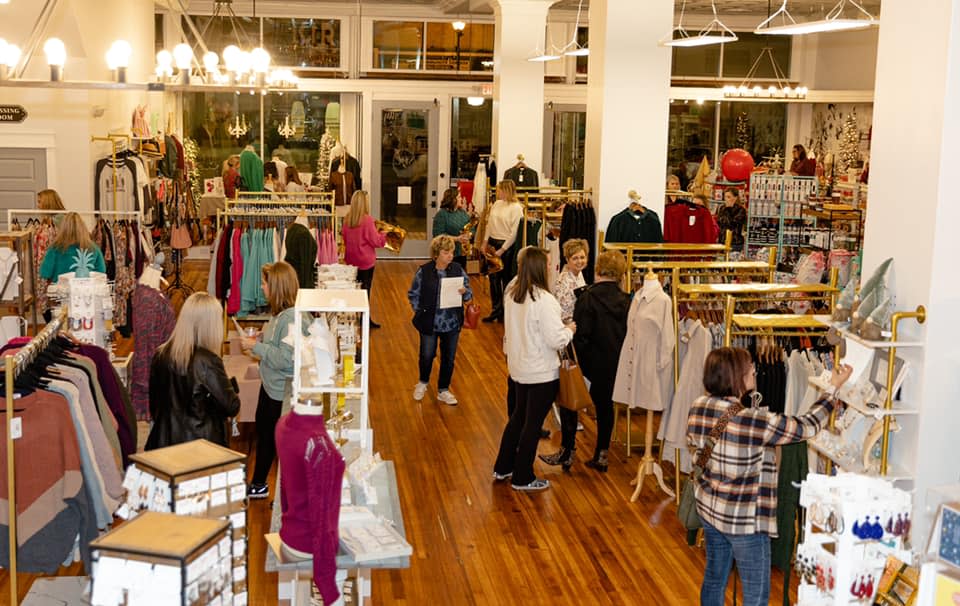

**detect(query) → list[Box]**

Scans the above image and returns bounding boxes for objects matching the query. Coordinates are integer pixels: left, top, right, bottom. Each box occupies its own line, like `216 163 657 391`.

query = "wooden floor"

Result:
7 259 795 604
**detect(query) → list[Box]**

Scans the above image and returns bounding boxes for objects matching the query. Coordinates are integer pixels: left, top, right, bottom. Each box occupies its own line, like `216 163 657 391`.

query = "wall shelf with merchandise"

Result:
746 174 818 271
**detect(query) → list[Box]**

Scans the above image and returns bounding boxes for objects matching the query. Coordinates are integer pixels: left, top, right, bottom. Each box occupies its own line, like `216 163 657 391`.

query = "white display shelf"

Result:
813 316 925 349
298 366 365 395
808 376 919 418
808 435 914 482
296 288 369 313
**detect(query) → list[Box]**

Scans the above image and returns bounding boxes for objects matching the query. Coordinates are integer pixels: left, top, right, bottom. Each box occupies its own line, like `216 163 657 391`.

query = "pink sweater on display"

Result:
277 412 346 605
341 214 386 270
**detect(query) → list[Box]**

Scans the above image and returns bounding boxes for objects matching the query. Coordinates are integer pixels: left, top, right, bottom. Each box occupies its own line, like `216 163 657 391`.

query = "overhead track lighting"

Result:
661 0 738 47
755 0 877 36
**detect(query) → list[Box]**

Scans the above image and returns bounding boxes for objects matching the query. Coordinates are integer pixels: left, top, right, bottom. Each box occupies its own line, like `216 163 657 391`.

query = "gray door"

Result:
0 148 46 229
371 102 439 258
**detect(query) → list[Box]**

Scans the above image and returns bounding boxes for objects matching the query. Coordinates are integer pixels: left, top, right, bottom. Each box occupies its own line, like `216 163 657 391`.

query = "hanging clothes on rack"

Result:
559 200 597 283
605 205 664 243
664 200 719 244
330 152 362 190
472 160 489 212
240 147 264 193
612 279 676 411
132 283 175 421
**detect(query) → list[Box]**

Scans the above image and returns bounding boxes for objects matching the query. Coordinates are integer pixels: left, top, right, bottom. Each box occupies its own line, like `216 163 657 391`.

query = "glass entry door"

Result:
371 101 438 258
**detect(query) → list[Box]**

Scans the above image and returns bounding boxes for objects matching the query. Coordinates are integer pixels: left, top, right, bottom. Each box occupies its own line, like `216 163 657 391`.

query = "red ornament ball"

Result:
721 149 755 182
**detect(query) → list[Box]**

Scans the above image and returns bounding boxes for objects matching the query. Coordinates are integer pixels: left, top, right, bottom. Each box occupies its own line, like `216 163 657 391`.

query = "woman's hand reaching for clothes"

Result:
564 321 577 334
830 363 854 389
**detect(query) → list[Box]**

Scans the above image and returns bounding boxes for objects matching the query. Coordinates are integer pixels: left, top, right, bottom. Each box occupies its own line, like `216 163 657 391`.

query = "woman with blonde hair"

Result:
342 190 387 328
37 189 65 211
146 292 241 450
39 212 106 283
242 261 306 498
223 154 241 199
482 179 522 323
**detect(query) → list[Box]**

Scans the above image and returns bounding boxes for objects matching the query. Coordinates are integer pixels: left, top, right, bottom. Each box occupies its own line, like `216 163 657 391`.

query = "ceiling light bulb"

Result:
466 96 484 106
106 40 132 70
452 21 466 32
767 85 777 95
800 86 809 95
43 38 66 67
156 50 173 69
752 85 762 95
236 50 252 75
172 43 193 70
0 41 19 70
696 97 704 105
783 85 792 95
203 51 219 72
222 45 241 72
250 47 270 73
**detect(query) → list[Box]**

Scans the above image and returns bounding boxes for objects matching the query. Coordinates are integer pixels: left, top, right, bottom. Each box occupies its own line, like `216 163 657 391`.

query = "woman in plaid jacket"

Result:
687 347 852 606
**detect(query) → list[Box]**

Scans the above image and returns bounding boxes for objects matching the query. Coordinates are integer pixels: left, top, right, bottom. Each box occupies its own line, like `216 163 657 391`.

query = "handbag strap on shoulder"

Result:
694 399 744 470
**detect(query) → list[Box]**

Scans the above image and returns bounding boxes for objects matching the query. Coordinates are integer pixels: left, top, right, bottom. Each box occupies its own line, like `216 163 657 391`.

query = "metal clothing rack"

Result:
91 134 132 213
3 308 66 604
519 190 593 247
7 208 144 228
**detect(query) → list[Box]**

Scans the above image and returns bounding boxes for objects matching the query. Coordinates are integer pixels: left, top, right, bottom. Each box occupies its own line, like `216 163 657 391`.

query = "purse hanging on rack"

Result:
169 182 194 251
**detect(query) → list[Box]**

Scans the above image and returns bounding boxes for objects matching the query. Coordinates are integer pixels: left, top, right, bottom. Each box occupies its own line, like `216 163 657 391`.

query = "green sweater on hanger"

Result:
240 149 264 193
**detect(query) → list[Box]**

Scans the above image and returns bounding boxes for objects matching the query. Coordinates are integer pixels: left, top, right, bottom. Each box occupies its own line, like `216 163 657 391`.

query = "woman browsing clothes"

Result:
493 247 575 492
40 212 107 283
714 188 747 248
432 187 472 268
146 292 242 450
408 235 473 406
482 179 523 323
242 262 306 499
688 347 852 606
539 238 589 470
342 190 387 328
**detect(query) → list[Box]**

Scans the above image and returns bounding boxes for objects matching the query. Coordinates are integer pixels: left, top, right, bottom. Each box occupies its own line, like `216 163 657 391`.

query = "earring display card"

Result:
939 504 960 569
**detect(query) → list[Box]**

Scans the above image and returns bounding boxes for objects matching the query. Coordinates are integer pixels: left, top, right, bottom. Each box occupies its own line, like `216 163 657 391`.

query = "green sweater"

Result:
432 209 471 256
240 149 264 193
40 245 106 282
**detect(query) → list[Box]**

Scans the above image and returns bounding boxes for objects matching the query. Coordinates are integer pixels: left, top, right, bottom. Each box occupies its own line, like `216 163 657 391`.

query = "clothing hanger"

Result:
627 190 646 213
515 153 526 168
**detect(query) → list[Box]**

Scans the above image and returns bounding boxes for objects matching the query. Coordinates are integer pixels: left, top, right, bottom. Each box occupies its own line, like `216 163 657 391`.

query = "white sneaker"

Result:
413 382 428 401
437 390 459 406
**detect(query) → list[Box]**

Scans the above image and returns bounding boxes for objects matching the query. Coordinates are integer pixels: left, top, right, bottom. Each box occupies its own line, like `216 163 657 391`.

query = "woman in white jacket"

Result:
493 247 576 491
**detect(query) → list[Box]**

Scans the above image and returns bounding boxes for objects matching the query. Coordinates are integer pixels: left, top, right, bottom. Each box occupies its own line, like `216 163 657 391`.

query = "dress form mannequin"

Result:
280 402 324 561
629 266 675 502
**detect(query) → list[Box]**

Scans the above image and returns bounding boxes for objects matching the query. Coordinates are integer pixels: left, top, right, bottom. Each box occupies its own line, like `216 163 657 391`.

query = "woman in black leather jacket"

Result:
146 292 241 450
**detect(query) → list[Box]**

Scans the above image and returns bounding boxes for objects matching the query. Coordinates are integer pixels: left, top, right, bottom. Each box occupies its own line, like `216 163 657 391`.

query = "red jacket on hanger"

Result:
663 202 720 244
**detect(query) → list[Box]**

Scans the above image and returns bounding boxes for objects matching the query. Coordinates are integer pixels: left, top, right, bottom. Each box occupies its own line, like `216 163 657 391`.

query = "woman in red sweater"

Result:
341 190 387 327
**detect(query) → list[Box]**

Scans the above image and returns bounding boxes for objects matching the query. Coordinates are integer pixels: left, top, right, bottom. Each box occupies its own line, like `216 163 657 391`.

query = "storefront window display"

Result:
372 21 494 72
182 92 342 183
550 109 586 189
263 18 341 69
718 101 787 163
450 97 492 182
667 101 717 186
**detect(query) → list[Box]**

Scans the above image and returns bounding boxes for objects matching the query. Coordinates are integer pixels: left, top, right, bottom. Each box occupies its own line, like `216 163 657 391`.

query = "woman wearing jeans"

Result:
687 348 852 605
493 247 575 492
408 235 472 406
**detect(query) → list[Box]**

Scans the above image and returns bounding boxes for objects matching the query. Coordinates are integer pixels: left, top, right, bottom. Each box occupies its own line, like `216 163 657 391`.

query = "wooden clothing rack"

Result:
3 308 66 604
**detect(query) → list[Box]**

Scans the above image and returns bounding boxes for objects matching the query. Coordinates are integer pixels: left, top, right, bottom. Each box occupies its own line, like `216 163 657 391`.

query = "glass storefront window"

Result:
667 101 717 187
551 110 586 189
263 18 341 69
721 32 791 79
672 45 722 78
372 21 493 72
450 98 492 182
575 27 588 76
182 91 342 183
182 15 261 55
718 101 787 161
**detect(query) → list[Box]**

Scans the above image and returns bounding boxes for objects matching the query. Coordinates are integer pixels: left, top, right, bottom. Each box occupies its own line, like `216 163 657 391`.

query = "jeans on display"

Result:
493 379 559 486
700 520 771 606
252 385 283 485
418 329 461 391
592 381 615 456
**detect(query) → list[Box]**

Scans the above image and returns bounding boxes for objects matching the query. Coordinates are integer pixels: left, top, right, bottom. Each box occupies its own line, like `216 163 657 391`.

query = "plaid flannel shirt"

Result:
687 395 835 536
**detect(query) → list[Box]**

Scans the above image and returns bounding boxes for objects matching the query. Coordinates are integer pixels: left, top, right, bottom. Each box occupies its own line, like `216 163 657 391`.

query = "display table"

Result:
22 577 90 605
223 353 260 423
265 461 409 605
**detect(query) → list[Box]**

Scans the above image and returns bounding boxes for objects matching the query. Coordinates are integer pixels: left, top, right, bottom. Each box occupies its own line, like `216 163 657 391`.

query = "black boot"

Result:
538 447 575 471
585 449 609 473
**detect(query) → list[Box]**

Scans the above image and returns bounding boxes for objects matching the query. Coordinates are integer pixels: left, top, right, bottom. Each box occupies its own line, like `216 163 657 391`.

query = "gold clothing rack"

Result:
91 134 132 213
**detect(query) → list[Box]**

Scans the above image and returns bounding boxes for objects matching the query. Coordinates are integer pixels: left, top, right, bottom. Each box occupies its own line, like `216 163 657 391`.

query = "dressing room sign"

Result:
0 105 27 123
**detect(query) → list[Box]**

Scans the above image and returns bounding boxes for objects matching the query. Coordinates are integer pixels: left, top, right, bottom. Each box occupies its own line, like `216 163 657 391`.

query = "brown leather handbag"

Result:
463 302 480 329
557 345 592 411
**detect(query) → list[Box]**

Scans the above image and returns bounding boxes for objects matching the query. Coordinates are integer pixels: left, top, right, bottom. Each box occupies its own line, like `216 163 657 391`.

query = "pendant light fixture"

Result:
562 0 589 57
661 0 737 48
721 46 807 99
755 0 877 36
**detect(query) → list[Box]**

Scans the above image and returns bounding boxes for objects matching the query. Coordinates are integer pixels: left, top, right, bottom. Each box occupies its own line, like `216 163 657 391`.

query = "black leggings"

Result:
251 386 282 485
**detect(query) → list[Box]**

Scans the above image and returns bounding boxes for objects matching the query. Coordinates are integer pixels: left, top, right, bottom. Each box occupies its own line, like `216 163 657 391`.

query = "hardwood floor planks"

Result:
4 258 795 605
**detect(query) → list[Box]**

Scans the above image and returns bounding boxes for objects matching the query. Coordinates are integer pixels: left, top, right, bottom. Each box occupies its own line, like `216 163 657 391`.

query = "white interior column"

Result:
861 0 960 544
491 0 557 180
584 0 673 232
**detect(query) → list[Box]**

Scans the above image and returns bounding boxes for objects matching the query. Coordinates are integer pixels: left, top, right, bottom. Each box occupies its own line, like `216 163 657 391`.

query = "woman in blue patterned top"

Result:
408 235 473 406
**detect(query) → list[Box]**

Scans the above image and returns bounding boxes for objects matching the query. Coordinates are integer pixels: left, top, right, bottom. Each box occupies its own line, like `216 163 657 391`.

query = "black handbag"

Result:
678 400 744 531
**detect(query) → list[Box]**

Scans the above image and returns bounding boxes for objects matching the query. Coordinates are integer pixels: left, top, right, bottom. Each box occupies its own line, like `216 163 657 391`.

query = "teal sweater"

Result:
251 307 311 400
40 245 106 282
432 209 471 256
